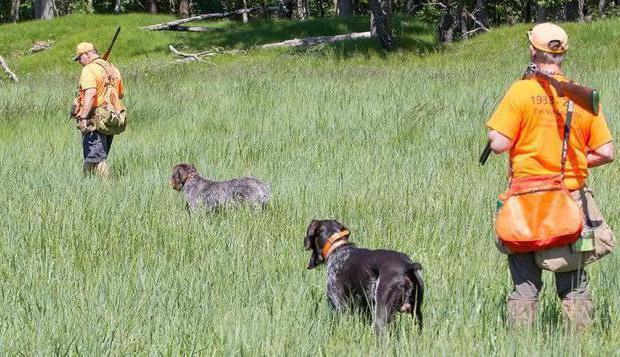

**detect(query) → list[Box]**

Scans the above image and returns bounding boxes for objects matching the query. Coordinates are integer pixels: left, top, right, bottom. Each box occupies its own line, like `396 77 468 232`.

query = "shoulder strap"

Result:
560 100 574 177
92 59 116 83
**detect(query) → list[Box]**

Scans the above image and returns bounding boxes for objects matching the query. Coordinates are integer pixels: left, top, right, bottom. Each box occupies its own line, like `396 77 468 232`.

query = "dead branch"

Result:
0 55 19 82
169 45 243 62
142 6 279 31
164 25 229 32
465 9 490 32
460 27 485 39
31 40 54 53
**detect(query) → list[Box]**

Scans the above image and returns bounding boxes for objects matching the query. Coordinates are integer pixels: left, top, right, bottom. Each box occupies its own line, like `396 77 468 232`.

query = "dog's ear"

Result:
305 220 320 250
170 164 183 191
305 220 322 269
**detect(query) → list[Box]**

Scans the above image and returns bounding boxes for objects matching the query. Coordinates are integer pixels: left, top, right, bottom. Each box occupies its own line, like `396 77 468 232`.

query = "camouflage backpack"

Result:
92 60 127 135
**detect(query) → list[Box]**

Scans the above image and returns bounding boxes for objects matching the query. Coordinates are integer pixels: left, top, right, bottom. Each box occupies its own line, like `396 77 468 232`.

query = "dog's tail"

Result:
406 262 424 331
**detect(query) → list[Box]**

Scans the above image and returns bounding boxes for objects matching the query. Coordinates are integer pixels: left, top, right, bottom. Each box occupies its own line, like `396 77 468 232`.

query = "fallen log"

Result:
0 55 19 82
259 31 371 48
164 25 229 32
169 31 372 61
142 6 279 31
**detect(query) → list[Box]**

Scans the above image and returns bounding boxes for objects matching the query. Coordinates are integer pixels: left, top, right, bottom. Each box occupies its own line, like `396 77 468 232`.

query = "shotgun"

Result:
479 64 600 165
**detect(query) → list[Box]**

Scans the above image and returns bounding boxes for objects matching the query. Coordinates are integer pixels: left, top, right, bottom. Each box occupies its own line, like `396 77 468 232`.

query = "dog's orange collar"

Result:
321 230 350 260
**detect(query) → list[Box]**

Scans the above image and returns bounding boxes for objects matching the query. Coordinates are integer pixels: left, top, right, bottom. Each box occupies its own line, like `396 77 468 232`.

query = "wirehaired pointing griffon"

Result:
170 163 269 212
304 219 424 335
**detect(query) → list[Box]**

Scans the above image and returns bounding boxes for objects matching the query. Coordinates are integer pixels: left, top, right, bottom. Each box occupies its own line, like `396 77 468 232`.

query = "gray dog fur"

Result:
171 163 270 212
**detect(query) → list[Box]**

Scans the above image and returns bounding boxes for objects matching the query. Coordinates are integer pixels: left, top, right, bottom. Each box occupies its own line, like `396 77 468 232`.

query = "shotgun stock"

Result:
479 64 600 165
525 69 600 115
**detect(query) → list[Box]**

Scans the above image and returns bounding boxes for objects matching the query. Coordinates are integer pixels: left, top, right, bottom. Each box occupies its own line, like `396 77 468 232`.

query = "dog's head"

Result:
170 163 198 191
304 219 350 269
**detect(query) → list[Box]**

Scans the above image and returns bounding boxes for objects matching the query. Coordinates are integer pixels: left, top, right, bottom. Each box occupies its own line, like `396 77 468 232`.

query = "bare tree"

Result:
474 0 488 28
577 0 585 21
147 0 158 14
242 0 249 22
438 2 456 43
178 0 190 17
296 0 308 19
34 0 54 19
368 0 394 50
11 0 21 22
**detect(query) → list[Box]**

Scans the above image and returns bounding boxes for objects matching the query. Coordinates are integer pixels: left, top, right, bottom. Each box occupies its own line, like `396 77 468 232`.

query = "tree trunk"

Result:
178 0 190 17
114 0 121 13
522 0 533 22
474 0 488 28
11 0 21 22
242 0 249 22
368 0 394 50
147 0 158 14
317 0 325 16
536 6 547 22
598 0 605 16
577 0 585 21
460 5 468 39
278 0 293 18
564 0 579 21
34 0 54 19
438 3 456 44
337 0 352 16
296 0 308 19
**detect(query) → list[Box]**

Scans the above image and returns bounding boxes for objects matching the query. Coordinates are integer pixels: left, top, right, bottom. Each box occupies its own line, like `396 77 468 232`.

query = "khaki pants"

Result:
508 252 589 300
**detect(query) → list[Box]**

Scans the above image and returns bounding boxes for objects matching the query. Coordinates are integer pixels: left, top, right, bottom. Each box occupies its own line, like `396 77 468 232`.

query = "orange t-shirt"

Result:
78 58 124 116
486 76 612 190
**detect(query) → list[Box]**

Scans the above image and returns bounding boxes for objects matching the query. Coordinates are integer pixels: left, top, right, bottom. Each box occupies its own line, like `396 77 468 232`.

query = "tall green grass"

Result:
0 14 619 354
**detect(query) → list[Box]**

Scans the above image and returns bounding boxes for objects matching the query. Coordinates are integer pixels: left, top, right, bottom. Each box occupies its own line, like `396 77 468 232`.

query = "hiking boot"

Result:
83 162 97 176
507 299 538 329
562 299 593 332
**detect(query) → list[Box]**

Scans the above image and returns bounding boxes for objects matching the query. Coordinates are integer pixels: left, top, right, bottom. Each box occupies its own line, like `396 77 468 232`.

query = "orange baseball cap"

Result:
527 23 568 54
73 42 96 61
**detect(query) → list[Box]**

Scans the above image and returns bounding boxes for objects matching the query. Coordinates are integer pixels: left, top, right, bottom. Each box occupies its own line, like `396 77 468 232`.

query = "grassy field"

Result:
1 14 619 354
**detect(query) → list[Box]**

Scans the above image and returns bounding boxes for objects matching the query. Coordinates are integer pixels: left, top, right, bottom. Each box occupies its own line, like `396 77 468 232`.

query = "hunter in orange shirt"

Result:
486 23 614 331
72 42 125 178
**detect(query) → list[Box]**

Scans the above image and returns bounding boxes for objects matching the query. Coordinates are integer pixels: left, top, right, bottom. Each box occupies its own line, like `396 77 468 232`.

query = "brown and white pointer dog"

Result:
304 219 424 334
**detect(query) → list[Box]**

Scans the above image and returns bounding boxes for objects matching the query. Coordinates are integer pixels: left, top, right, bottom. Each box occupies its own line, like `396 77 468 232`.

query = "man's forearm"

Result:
587 152 613 168
79 90 96 119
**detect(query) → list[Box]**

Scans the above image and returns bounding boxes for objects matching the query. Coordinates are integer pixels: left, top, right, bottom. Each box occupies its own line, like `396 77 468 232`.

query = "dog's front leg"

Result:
326 281 347 313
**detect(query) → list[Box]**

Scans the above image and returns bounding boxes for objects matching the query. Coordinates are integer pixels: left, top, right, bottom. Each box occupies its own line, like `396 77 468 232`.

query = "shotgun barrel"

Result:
102 26 121 61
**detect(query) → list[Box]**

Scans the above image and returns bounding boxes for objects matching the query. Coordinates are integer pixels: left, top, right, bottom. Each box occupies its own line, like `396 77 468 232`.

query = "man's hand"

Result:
78 119 90 133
